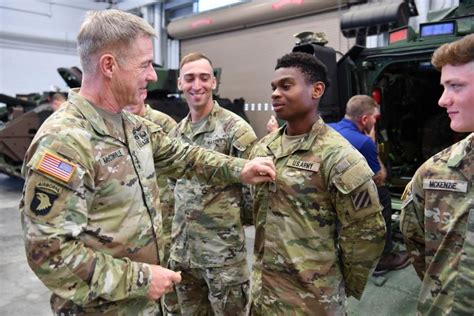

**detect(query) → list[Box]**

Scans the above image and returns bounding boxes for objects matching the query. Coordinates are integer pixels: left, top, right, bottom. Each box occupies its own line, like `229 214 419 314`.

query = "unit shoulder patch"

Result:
30 182 61 216
351 189 372 210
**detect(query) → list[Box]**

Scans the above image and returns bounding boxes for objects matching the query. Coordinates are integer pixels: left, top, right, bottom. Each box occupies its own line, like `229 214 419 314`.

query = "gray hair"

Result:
77 9 157 73
345 95 379 119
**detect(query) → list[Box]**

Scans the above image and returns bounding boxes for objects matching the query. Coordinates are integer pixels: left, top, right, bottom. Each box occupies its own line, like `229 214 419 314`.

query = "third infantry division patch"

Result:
351 190 372 210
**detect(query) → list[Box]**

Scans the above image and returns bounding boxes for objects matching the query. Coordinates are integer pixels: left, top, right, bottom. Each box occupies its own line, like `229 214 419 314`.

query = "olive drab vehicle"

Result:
0 66 248 178
299 0 474 210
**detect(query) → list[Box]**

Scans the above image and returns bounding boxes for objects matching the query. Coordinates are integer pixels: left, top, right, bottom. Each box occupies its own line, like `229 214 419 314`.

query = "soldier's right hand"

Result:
147 265 182 300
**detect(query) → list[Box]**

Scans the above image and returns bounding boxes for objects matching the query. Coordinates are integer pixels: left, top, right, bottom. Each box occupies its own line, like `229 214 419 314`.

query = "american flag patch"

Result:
37 152 76 183
351 190 372 210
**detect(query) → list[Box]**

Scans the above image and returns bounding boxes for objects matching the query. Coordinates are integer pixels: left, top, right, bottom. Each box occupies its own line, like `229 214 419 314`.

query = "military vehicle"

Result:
0 66 247 178
297 0 473 209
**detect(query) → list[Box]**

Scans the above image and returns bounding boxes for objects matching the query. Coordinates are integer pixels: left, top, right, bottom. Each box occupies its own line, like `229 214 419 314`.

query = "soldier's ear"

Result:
211 76 217 90
312 82 325 99
99 54 116 79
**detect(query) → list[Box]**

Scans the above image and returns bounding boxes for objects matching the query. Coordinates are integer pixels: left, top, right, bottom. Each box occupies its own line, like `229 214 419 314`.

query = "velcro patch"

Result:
422 179 468 193
30 186 59 216
287 158 319 172
100 149 126 166
37 152 76 183
351 190 372 210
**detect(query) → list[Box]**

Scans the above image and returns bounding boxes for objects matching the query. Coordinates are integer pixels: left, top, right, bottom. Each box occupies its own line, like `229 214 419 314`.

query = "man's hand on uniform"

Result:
241 157 276 184
147 265 182 300
266 115 279 133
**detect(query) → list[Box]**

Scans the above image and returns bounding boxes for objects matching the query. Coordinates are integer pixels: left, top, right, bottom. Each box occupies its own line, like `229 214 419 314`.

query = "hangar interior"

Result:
0 0 464 315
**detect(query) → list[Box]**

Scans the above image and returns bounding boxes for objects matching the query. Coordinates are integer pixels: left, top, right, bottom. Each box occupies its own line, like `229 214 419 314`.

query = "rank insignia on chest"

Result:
351 190 372 210
422 179 468 193
133 125 150 148
287 158 320 172
37 152 76 183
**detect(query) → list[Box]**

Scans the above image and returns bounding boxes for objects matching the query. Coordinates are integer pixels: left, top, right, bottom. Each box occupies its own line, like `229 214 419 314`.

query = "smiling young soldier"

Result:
165 52 256 315
400 34 474 315
248 52 386 315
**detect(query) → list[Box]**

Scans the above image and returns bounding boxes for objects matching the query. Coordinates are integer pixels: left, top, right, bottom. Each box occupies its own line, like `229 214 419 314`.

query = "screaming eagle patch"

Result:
30 184 60 216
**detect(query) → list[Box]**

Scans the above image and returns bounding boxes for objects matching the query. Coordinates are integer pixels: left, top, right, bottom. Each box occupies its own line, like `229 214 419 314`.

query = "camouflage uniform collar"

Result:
446 133 474 168
266 116 324 158
181 101 220 137
143 104 153 120
67 88 116 137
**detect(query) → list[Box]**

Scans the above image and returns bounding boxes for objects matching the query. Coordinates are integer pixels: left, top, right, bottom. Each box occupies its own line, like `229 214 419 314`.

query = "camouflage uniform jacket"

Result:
168 102 257 268
249 118 386 315
19 90 246 315
400 133 474 315
143 104 177 263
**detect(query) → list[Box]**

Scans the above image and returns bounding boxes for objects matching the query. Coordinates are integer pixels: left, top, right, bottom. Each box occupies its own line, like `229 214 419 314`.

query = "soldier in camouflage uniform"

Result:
19 10 275 316
125 102 177 266
249 52 386 315
165 52 256 315
400 34 474 315
125 101 180 316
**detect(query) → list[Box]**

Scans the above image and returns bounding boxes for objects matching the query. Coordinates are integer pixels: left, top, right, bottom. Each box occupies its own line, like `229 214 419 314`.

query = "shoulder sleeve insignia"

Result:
30 186 59 216
37 152 76 183
351 189 372 210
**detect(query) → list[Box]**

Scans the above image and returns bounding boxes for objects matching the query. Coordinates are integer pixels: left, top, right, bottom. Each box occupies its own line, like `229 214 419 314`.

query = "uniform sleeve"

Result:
20 139 151 305
231 125 258 225
330 154 386 299
149 123 247 186
400 174 426 279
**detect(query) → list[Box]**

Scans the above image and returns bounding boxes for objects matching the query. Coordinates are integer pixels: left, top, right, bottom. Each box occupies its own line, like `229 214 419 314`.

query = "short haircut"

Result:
179 52 213 70
275 52 329 87
431 34 474 70
345 95 379 119
77 9 157 73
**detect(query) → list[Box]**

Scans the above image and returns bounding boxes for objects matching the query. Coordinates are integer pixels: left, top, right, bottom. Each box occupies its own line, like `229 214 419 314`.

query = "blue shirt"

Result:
329 118 381 174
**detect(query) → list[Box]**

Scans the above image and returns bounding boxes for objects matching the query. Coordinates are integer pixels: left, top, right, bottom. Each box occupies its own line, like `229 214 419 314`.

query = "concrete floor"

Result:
1 173 421 315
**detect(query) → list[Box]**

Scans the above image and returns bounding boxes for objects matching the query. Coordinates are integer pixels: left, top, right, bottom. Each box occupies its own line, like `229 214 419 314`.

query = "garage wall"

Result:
181 8 354 137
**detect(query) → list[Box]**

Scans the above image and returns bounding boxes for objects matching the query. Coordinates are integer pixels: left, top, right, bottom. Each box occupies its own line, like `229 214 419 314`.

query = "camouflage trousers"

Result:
168 259 250 316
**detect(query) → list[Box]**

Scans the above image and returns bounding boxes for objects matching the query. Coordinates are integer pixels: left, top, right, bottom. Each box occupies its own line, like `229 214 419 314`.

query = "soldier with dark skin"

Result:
249 52 386 315
401 34 474 315
166 52 256 316
19 9 275 316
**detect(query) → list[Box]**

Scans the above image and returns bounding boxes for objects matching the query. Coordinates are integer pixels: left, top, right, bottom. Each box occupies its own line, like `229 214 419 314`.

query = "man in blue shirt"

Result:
330 95 409 276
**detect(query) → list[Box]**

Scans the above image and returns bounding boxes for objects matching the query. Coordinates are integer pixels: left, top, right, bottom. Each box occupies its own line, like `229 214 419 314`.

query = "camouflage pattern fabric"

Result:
400 133 474 315
19 89 246 316
143 104 177 265
249 117 386 315
143 105 180 316
169 259 249 316
165 102 256 315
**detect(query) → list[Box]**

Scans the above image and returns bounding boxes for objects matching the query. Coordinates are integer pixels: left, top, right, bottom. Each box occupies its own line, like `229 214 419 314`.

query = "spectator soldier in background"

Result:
401 34 474 315
19 10 275 316
249 52 386 315
165 52 257 315
329 95 410 276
